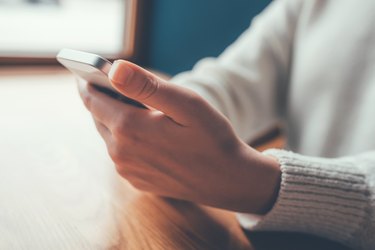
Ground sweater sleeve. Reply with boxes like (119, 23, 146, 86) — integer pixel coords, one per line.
(170, 0, 302, 143)
(237, 149, 375, 250)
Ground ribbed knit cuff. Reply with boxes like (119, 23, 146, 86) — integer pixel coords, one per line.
(237, 149, 369, 245)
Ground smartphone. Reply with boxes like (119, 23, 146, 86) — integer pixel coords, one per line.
(56, 48, 145, 108)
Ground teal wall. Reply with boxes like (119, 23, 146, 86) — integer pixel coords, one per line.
(144, 1, 271, 75)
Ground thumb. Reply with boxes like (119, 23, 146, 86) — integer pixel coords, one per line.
(109, 60, 200, 125)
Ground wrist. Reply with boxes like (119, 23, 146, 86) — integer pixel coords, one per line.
(237, 144, 281, 214)
(258, 153, 281, 214)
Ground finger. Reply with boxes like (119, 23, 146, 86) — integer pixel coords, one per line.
(93, 118, 112, 143)
(77, 80, 145, 130)
(108, 60, 204, 126)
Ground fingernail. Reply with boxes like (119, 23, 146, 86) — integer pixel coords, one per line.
(109, 60, 133, 85)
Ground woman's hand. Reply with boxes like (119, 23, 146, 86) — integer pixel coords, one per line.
(78, 60, 280, 214)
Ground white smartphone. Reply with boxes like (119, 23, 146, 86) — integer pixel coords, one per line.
(56, 48, 145, 108)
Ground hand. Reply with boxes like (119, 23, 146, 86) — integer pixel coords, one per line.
(78, 60, 281, 214)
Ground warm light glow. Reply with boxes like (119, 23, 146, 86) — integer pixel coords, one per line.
(0, 0, 125, 57)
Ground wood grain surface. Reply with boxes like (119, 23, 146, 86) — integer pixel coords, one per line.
(0, 67, 349, 250)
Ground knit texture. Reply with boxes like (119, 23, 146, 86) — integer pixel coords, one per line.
(237, 149, 375, 249)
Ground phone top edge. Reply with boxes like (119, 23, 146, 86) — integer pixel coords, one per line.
(56, 48, 112, 74)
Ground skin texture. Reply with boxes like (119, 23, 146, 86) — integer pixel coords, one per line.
(77, 60, 281, 214)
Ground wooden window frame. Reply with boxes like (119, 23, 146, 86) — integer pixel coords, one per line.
(0, 0, 144, 65)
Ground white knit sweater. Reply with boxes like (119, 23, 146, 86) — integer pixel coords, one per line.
(171, 0, 375, 249)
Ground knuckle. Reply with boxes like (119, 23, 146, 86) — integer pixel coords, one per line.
(81, 85, 99, 111)
(114, 164, 125, 175)
(115, 165, 136, 181)
(129, 179, 148, 191)
(108, 145, 124, 164)
(112, 113, 142, 144)
(115, 164, 132, 178)
(136, 76, 159, 101)
(81, 93, 92, 110)
(114, 164, 146, 190)
(112, 118, 129, 138)
(112, 123, 126, 139)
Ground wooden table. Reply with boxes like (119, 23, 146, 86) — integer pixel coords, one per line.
(0, 67, 349, 249)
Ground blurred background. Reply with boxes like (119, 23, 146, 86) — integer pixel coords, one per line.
(0, 0, 271, 75)
(143, 0, 271, 75)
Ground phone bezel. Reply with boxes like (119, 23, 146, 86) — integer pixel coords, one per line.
(57, 48, 147, 109)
